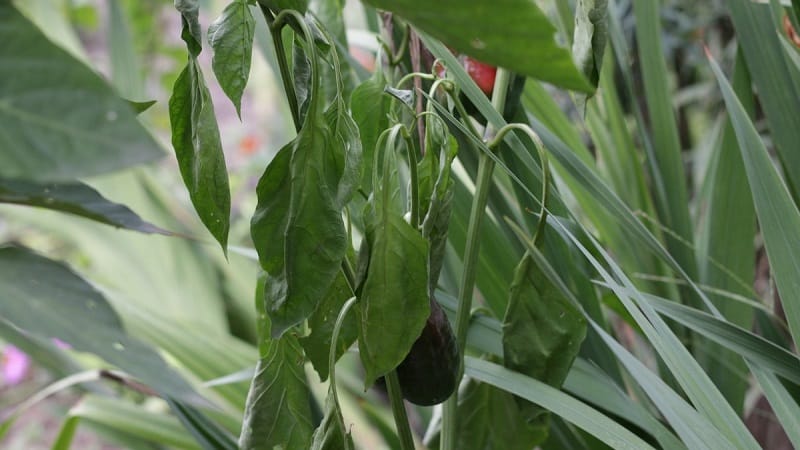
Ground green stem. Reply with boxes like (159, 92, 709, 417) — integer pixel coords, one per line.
(440, 68, 511, 450)
(329, 297, 358, 445)
(385, 370, 416, 450)
(402, 128, 421, 229)
(260, 5, 300, 132)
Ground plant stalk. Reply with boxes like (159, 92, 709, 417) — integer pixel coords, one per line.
(385, 370, 416, 450)
(440, 68, 511, 450)
(259, 5, 301, 132)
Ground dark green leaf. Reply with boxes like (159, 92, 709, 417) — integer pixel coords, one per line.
(166, 398, 238, 450)
(257, 0, 309, 14)
(421, 125, 458, 289)
(175, 0, 202, 56)
(208, 0, 255, 117)
(453, 379, 490, 450)
(487, 384, 549, 448)
(358, 139, 430, 386)
(0, 246, 203, 405)
(300, 272, 358, 381)
(250, 40, 360, 336)
(239, 276, 314, 449)
(0, 178, 169, 235)
(362, 0, 591, 92)
(503, 253, 587, 429)
(350, 68, 390, 192)
(0, 5, 163, 182)
(168, 60, 231, 253)
(573, 0, 608, 88)
(383, 87, 414, 109)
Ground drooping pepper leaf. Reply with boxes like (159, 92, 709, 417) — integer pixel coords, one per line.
(239, 275, 313, 449)
(0, 179, 170, 235)
(300, 272, 358, 381)
(208, 0, 255, 117)
(502, 253, 587, 427)
(358, 134, 430, 387)
(0, 4, 163, 182)
(350, 66, 390, 192)
(250, 23, 360, 337)
(0, 246, 204, 406)
(421, 118, 459, 290)
(573, 0, 608, 89)
(175, 0, 202, 57)
(360, 0, 592, 92)
(168, 59, 231, 254)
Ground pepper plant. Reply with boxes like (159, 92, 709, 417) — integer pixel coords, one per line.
(2, 0, 800, 449)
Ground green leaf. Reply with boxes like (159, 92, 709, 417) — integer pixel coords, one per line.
(361, 0, 591, 92)
(350, 67, 390, 192)
(128, 100, 157, 114)
(727, 0, 800, 200)
(0, 178, 169, 234)
(300, 272, 358, 381)
(503, 253, 587, 426)
(358, 135, 430, 386)
(465, 357, 656, 450)
(168, 60, 231, 253)
(0, 4, 162, 182)
(452, 379, 490, 450)
(421, 121, 458, 289)
(175, 0, 202, 57)
(0, 246, 204, 405)
(257, 0, 309, 14)
(708, 52, 800, 353)
(572, 0, 608, 88)
(239, 276, 313, 449)
(250, 39, 360, 336)
(208, 0, 255, 117)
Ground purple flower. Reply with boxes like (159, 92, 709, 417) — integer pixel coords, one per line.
(2, 345, 31, 385)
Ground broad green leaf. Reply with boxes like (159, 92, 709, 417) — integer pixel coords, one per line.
(168, 59, 231, 253)
(573, 0, 608, 88)
(465, 357, 656, 450)
(250, 34, 359, 336)
(0, 4, 162, 182)
(358, 134, 430, 386)
(0, 178, 169, 234)
(361, 0, 591, 91)
(300, 272, 358, 381)
(350, 65, 390, 192)
(167, 399, 238, 450)
(208, 0, 255, 117)
(453, 379, 490, 450)
(486, 384, 549, 448)
(503, 253, 587, 426)
(0, 246, 203, 405)
(709, 52, 800, 353)
(239, 277, 313, 449)
(257, 0, 309, 14)
(727, 0, 800, 200)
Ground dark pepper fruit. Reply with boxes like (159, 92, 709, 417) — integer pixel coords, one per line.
(395, 298, 459, 406)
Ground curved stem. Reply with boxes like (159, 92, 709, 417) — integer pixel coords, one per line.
(401, 127, 421, 229)
(440, 67, 512, 450)
(329, 297, 358, 444)
(259, 6, 300, 131)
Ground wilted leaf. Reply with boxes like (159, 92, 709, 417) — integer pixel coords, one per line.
(350, 68, 390, 192)
(503, 253, 587, 425)
(208, 0, 255, 117)
(573, 0, 608, 88)
(168, 59, 231, 253)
